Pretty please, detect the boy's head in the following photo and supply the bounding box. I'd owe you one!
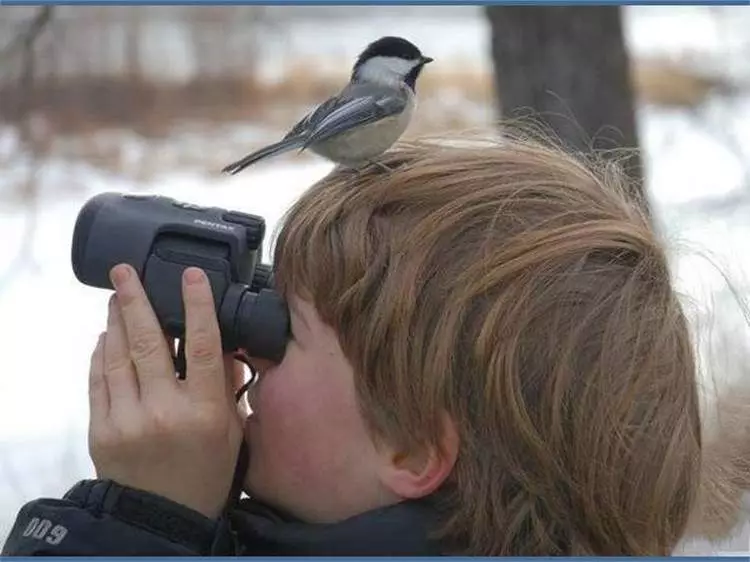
[243,135,701,555]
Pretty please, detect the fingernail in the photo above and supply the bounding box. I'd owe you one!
[184,267,205,285]
[110,264,131,287]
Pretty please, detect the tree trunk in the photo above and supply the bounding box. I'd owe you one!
[484,6,647,203]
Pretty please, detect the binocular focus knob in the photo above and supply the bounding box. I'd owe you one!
[222,211,265,250]
[250,263,275,293]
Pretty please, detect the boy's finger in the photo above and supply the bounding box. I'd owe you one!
[182,267,225,400]
[110,264,176,397]
[103,294,140,413]
[89,332,109,425]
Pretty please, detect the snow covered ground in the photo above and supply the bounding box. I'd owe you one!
[1,5,749,553]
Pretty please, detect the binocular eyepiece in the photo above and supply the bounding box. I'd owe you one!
[71,192,290,366]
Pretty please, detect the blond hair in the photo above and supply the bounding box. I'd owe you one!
[272,134,702,555]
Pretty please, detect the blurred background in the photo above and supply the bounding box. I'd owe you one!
[1,5,749,552]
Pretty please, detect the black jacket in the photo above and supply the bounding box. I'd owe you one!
[1,479,443,556]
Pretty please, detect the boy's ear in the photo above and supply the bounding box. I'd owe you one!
[379,413,459,499]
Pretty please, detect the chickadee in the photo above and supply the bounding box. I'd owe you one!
[222,36,433,175]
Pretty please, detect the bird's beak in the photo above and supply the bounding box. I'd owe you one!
[420,56,434,65]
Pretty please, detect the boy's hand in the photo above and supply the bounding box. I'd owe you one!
[88,264,244,519]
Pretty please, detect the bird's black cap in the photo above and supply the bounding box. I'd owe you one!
[354,36,426,68]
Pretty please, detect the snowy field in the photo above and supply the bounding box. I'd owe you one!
[1,6,750,553]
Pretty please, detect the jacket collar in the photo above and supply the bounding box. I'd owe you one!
[230,497,443,556]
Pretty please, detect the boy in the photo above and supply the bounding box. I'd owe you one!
[3,136,702,555]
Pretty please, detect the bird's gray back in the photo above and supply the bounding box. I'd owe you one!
[285,82,410,141]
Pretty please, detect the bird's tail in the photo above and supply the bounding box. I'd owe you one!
[221,137,306,175]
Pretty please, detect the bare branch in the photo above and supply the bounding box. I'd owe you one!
[0,6,53,71]
[0,7,54,293]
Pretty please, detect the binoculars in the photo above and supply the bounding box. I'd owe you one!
[71,192,290,371]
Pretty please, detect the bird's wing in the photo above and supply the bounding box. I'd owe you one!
[281,99,337,141]
[287,85,408,148]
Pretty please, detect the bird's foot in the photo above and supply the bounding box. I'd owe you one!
[367,160,394,173]
[334,159,393,175]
